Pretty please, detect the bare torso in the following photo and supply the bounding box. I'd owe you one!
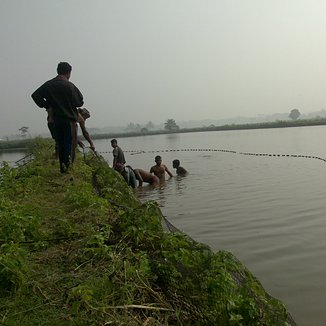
[150,164,169,181]
[135,169,159,185]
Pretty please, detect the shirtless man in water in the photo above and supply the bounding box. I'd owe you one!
[150,155,173,181]
[172,159,188,176]
[133,168,159,187]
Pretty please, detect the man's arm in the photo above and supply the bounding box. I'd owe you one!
[31,84,49,109]
[78,117,95,150]
[134,169,143,187]
[112,148,118,167]
[72,85,84,108]
[164,165,173,178]
[77,139,85,148]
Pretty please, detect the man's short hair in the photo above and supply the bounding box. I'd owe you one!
[78,108,90,118]
[111,139,117,144]
[57,62,72,75]
[173,159,180,166]
[114,163,125,172]
[155,155,162,161]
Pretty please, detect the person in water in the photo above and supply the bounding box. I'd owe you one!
[133,168,159,187]
[150,155,173,181]
[115,164,137,188]
[172,159,188,176]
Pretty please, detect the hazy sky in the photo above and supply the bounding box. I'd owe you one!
[2,0,326,136]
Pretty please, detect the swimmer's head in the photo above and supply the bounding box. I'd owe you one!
[155,155,162,165]
[172,159,180,168]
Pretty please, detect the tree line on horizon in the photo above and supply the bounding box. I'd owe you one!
[3,115,326,151]
[4,108,326,142]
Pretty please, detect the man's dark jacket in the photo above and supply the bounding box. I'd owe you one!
[31,76,84,121]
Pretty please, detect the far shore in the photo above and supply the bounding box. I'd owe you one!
[1,118,326,152]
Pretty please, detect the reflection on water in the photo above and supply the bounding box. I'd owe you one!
[3,127,326,325]
[136,175,188,207]
[174,175,187,193]
[136,178,173,208]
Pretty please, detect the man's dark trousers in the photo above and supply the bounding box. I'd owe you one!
[54,116,76,173]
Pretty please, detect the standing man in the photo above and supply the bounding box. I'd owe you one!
[32,62,84,173]
[110,139,126,170]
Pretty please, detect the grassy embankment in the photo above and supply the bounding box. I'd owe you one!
[0,139,296,325]
[2,117,326,152]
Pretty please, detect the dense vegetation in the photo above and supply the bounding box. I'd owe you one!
[0,139,296,325]
[2,117,326,151]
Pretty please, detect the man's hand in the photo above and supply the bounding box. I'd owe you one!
[78,140,85,148]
